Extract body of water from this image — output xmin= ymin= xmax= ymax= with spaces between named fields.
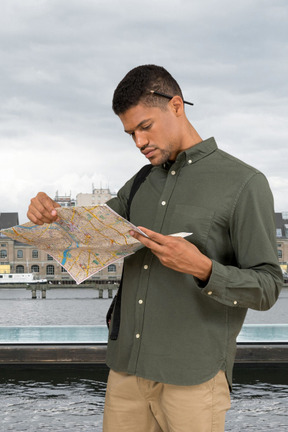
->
xmin=0 ymin=287 xmax=287 ymax=431
xmin=0 ymin=287 xmax=287 ymax=327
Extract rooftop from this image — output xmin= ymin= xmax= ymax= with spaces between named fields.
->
xmin=0 ymin=213 xmax=19 ymax=230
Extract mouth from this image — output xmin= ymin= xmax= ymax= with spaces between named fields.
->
xmin=142 ymin=147 xmax=156 ymax=159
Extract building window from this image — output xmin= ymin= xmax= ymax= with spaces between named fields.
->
xmin=278 ymin=250 xmax=283 ymax=259
xmin=32 ymin=250 xmax=39 ymax=259
xmin=17 ymin=250 xmax=23 ymax=258
xmin=276 ymin=228 xmax=282 ymax=238
xmin=31 ymin=265 xmax=40 ymax=273
xmin=0 ymin=250 xmax=7 ymax=258
xmin=16 ymin=265 xmax=24 ymax=273
xmin=61 ymin=267 xmax=67 ymax=272
xmin=46 ymin=265 xmax=54 ymax=275
xmin=1 ymin=244 xmax=6 ymax=247
xmin=108 ymin=264 xmax=116 ymax=272
xmin=47 ymin=254 xmax=53 ymax=261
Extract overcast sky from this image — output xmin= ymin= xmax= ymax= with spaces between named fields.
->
xmin=0 ymin=0 xmax=287 ymax=223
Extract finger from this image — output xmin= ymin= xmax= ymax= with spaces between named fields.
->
xmin=135 ymin=226 xmax=168 ymax=245
xmin=130 ymin=229 xmax=164 ymax=253
xmin=27 ymin=193 xmax=60 ymax=225
xmin=27 ymin=207 xmax=57 ymax=225
xmin=37 ymin=192 xmax=60 ymax=214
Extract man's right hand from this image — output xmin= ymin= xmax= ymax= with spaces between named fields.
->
xmin=27 ymin=192 xmax=61 ymax=225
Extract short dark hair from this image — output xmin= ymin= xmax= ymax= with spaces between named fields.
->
xmin=112 ymin=64 xmax=184 ymax=115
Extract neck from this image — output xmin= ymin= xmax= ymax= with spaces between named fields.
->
xmin=180 ymin=119 xmax=202 ymax=151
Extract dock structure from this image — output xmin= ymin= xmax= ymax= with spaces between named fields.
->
xmin=236 ymin=343 xmax=288 ymax=364
xmin=0 ymin=344 xmax=107 ymax=365
xmin=0 ymin=344 xmax=287 ymax=366
xmin=0 ymin=325 xmax=287 ymax=367
xmin=21 ymin=284 xmax=116 ymax=299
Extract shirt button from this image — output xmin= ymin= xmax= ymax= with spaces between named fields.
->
xmin=136 ymin=333 xmax=140 ymax=339
xmin=171 ymin=170 xmax=176 ymax=176
xmin=138 ymin=299 xmax=143 ymax=304
xmin=233 ymin=300 xmax=238 ymax=305
xmin=161 ymin=201 xmax=166 ymax=206
xmin=188 ymin=159 xmax=192 ymax=164
xmin=207 ymin=291 xmax=213 ymax=295
xmin=144 ymin=265 xmax=148 ymax=270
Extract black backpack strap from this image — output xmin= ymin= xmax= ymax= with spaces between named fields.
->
xmin=108 ymin=276 xmax=123 ymax=340
xmin=107 ymin=164 xmax=152 ymax=340
xmin=126 ymin=164 xmax=153 ymax=221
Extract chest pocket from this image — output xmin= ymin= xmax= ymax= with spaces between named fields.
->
xmin=168 ymin=204 xmax=214 ymax=254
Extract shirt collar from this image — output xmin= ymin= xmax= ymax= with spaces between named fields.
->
xmin=176 ymin=137 xmax=218 ymax=166
xmin=160 ymin=137 xmax=218 ymax=171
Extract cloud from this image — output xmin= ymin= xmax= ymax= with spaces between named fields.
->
xmin=0 ymin=0 xmax=287 ymax=223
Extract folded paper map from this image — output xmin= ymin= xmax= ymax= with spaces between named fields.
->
xmin=1 ymin=205 xmax=191 ymax=284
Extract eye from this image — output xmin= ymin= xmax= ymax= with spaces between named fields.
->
xmin=142 ymin=124 xmax=152 ymax=131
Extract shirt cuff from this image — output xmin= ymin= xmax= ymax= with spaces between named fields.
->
xmin=195 ymin=260 xmax=240 ymax=307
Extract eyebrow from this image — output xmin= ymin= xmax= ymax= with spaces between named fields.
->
xmin=124 ymin=118 xmax=152 ymax=135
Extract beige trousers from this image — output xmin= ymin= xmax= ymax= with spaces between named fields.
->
xmin=103 ymin=369 xmax=231 ymax=432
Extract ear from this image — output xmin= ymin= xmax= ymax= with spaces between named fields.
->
xmin=169 ymin=95 xmax=184 ymax=116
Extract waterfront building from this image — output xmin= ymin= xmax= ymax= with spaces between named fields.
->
xmin=1 ymin=209 xmax=287 ymax=283
xmin=0 ymin=213 xmax=19 ymax=230
xmin=0 ymin=213 xmax=19 ymax=274
xmin=0 ymin=211 xmax=122 ymax=284
xmin=76 ymin=186 xmax=116 ymax=206
xmin=0 ymin=234 xmax=122 ymax=284
xmin=54 ymin=192 xmax=76 ymax=208
xmin=275 ymin=212 xmax=288 ymax=271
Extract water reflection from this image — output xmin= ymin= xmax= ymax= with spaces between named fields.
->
xmin=0 ymin=288 xmax=287 ymax=431
xmin=227 ymin=382 xmax=288 ymax=431
xmin=0 ymin=367 xmax=108 ymax=432
xmin=0 ymin=288 xmax=287 ymax=325
xmin=0 ymin=366 xmax=287 ymax=432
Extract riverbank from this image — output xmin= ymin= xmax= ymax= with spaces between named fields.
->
xmin=0 ymin=288 xmax=287 ymax=431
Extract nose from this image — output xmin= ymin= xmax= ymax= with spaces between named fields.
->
xmin=134 ymin=131 xmax=149 ymax=149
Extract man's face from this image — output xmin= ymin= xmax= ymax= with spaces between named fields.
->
xmin=119 ymin=103 xmax=181 ymax=165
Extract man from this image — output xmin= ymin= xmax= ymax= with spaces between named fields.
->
xmin=27 ymin=65 xmax=283 ymax=432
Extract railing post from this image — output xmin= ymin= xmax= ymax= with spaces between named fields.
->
xmin=31 ymin=285 xmax=37 ymax=299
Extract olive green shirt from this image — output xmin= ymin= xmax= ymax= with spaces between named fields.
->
xmin=106 ymin=137 xmax=283 ymax=388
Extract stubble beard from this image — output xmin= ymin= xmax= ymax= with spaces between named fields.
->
xmin=149 ymin=145 xmax=174 ymax=166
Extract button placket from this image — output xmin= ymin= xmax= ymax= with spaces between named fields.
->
xmin=128 ymin=250 xmax=153 ymax=372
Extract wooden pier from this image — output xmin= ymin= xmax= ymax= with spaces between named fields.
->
xmin=0 ymin=282 xmax=119 ymax=300
xmin=25 ymin=284 xmax=116 ymax=299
